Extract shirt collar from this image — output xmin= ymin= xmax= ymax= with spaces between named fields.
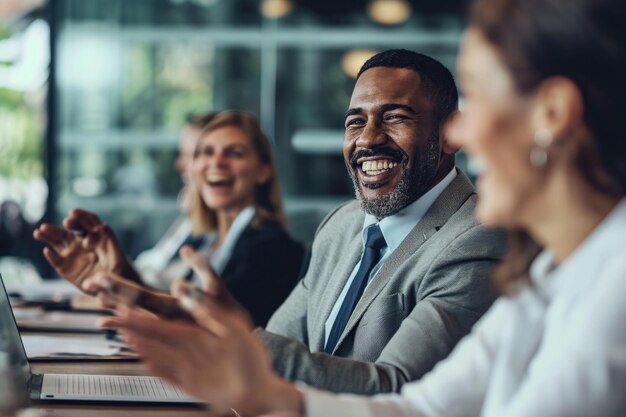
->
xmin=362 ymin=167 xmax=457 ymax=251
xmin=210 ymin=206 xmax=256 ymax=274
xmin=529 ymin=198 xmax=626 ymax=299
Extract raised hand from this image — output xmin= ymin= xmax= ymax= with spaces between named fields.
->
xmin=100 ymin=301 xmax=303 ymax=416
xmin=63 ymin=209 xmax=130 ymax=273
xmin=98 ymin=246 xmax=304 ymax=415
xmin=83 ymin=245 xmax=252 ymax=323
xmin=63 ymin=209 xmax=140 ymax=281
xmin=33 ymin=223 xmax=101 ymax=292
xmin=33 ymin=209 xmax=140 ymax=293
xmin=82 ymin=271 xmax=192 ymax=320
xmin=175 ymin=245 xmax=253 ymax=330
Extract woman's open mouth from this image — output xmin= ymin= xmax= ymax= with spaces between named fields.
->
xmin=206 ymin=174 xmax=235 ymax=188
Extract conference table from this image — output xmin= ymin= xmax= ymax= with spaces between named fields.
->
xmin=11 ymin=289 xmax=232 ymax=417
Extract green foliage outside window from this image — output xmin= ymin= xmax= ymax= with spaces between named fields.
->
xmin=0 ymin=27 xmax=45 ymax=180
xmin=0 ymin=88 xmax=44 ymax=179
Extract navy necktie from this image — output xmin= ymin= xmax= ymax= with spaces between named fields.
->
xmin=324 ymin=224 xmax=387 ymax=354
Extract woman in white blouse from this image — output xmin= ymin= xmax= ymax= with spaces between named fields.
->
xmin=103 ymin=0 xmax=626 ymax=415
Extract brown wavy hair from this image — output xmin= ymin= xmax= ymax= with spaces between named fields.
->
xmin=188 ymin=110 xmax=287 ymax=234
xmin=470 ymin=0 xmax=626 ymax=294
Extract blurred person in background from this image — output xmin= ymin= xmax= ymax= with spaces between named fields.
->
xmin=101 ymin=0 xmax=626 ymax=415
xmin=133 ymin=112 xmax=216 ymax=290
xmin=36 ymin=110 xmax=305 ymax=326
xmin=0 ymin=200 xmax=47 ymax=275
xmin=39 ymin=112 xmax=215 ymax=288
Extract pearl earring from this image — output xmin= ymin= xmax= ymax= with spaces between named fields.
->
xmin=530 ymin=128 xmax=553 ymax=168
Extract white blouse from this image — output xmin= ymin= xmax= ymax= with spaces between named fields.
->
xmin=304 ymin=199 xmax=626 ymax=417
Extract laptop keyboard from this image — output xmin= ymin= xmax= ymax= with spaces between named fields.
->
xmin=42 ymin=374 xmax=188 ymax=399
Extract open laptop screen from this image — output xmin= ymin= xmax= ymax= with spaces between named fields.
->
xmin=0 ymin=274 xmax=196 ymax=405
xmin=0 ymin=273 xmax=32 ymax=382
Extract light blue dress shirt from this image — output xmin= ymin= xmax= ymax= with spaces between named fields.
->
xmin=324 ymin=168 xmax=458 ymax=345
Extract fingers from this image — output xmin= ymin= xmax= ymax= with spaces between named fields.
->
xmin=42 ymin=244 xmax=98 ymax=291
xmin=33 ymin=224 xmax=75 ymax=252
xmin=96 ymin=291 xmax=118 ymax=309
xmin=179 ymin=245 xmax=224 ymax=296
xmin=124 ymin=331 xmax=182 ymax=384
xmin=130 ymin=283 xmax=190 ymax=320
xmin=107 ymin=312 xmax=212 ymax=390
xmin=42 ymin=247 xmax=62 ymax=268
xmin=102 ymin=308 xmax=222 ymax=393
xmin=101 ymin=307 xmax=195 ymax=345
xmin=172 ymin=279 xmax=254 ymax=333
xmin=82 ymin=227 xmax=103 ymax=251
xmin=100 ymin=307 xmax=159 ymax=332
xmin=172 ymin=281 xmax=207 ymax=307
xmin=82 ymin=272 xmax=142 ymax=306
xmin=174 ymin=283 xmax=227 ymax=336
xmin=82 ymin=273 xmax=117 ymax=301
xmin=84 ymin=272 xmax=191 ymax=321
xmin=63 ymin=208 xmax=102 ymax=232
xmin=173 ymin=282 xmax=242 ymax=338
xmin=82 ymin=223 xmax=116 ymax=251
xmin=81 ymin=273 xmax=114 ymax=297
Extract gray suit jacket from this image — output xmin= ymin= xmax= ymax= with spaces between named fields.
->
xmin=257 ymin=171 xmax=506 ymax=394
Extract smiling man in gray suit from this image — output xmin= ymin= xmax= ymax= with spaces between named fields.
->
xmin=254 ymin=49 xmax=505 ymax=394
xmin=42 ymin=49 xmax=505 ymax=396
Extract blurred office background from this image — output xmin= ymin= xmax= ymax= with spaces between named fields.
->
xmin=0 ymin=0 xmax=468 ymax=279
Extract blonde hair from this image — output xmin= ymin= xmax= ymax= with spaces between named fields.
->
xmin=189 ymin=111 xmax=287 ymax=234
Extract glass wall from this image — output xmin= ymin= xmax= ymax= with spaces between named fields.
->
xmin=51 ymin=0 xmax=466 ymax=258
xmin=0 ymin=9 xmax=50 ymax=280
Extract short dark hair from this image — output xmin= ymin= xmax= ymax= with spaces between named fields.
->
xmin=357 ymin=49 xmax=459 ymax=128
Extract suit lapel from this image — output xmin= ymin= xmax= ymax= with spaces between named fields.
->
xmin=332 ymin=171 xmax=476 ymax=353
xmin=310 ymin=210 xmax=365 ymax=352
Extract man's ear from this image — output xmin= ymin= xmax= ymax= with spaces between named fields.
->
xmin=530 ymin=76 xmax=585 ymax=146
xmin=439 ymin=109 xmax=462 ymax=156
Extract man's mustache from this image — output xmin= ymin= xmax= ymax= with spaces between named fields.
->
xmin=349 ymin=148 xmax=408 ymax=168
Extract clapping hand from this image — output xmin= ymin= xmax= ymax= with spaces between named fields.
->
xmin=100 ymin=247 xmax=303 ymax=416
xmin=33 ymin=209 xmax=136 ymax=293
xmin=82 ymin=245 xmax=252 ymax=323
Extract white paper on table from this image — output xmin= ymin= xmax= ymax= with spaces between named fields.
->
xmin=16 ymin=311 xmax=106 ymax=332
xmin=21 ymin=335 xmax=129 ymax=358
xmin=7 ymin=279 xmax=80 ymax=299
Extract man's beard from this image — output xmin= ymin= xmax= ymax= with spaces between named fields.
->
xmin=349 ymin=138 xmax=440 ymax=219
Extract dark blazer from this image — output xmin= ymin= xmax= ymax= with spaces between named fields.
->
xmin=221 ymin=218 xmax=305 ymax=327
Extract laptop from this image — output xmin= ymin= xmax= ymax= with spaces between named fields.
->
xmin=0 ymin=274 xmax=197 ymax=404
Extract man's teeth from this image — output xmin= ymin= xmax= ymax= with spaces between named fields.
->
xmin=361 ymin=160 xmax=398 ymax=175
